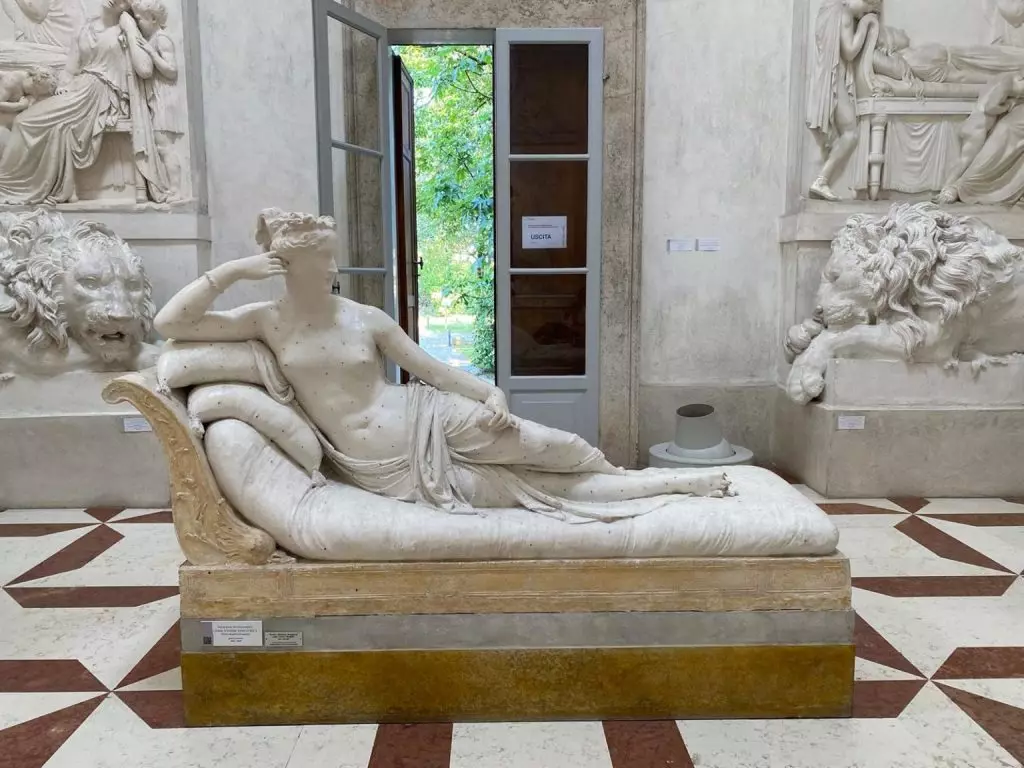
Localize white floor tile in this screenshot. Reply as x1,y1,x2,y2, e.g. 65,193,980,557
20,524,181,588
0,592,180,689
0,509,93,524
450,722,613,768
46,696,303,768
285,724,378,768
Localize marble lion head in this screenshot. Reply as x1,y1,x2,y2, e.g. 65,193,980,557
0,209,155,366
815,202,1022,355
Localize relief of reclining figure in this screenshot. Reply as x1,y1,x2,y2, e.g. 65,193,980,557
152,210,734,521
785,202,1024,404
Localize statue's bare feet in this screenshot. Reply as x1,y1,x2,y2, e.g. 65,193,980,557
681,470,734,498
809,177,840,202
0,372,13,386
269,549,296,564
932,187,959,205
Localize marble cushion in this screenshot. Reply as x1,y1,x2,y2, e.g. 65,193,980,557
204,419,840,562
189,382,322,474
157,341,265,391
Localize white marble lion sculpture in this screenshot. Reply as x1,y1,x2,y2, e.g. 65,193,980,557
0,209,160,377
785,202,1024,404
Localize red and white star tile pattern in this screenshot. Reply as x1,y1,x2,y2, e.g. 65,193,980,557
2,489,1024,768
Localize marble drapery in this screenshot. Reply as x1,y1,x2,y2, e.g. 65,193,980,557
0,19,127,203
956,103,1024,204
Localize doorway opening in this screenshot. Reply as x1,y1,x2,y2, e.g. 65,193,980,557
391,44,496,383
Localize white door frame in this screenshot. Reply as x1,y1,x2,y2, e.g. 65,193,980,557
494,28,604,444
312,0,396,320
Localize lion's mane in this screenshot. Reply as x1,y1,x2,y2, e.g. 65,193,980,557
829,203,1022,355
0,209,155,352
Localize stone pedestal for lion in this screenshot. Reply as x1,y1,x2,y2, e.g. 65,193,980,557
0,371,169,507
103,369,853,725
0,209,202,507
777,202,1024,497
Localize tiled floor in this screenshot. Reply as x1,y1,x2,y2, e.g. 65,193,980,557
2,492,1024,767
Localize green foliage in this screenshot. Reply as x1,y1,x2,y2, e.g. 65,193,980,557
395,44,495,373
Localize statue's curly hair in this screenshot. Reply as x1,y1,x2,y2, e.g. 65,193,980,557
130,0,169,28
255,208,337,254
0,209,155,351
832,203,1023,355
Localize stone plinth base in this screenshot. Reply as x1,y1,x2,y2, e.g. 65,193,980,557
179,554,854,725
774,375,1024,497
0,372,170,507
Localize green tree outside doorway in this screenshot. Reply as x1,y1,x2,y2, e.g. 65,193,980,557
393,45,495,375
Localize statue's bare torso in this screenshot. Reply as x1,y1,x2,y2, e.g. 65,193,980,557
257,296,413,461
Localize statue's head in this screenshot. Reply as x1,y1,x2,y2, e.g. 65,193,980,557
879,26,910,54
255,208,338,286
847,0,881,17
0,210,155,366
101,0,132,22
131,0,168,37
24,67,57,99
818,203,1022,353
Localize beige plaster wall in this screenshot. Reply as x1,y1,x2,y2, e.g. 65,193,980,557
637,0,796,463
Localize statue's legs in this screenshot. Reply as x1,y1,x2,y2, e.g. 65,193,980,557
515,467,733,501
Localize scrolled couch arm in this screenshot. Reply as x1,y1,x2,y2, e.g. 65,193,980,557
102,370,277,566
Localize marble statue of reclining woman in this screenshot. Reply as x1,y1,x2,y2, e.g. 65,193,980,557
153,209,734,524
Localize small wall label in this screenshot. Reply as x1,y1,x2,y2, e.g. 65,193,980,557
209,620,263,647
122,416,152,433
837,414,866,431
265,631,303,648
522,216,567,249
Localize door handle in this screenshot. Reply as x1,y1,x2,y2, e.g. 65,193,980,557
416,258,424,271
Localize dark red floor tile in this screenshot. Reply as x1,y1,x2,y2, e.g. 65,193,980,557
117,621,181,689
368,724,452,768
604,721,694,768
934,648,1024,680
0,660,106,693
84,507,125,523
0,696,105,768
0,523,94,538
5,586,179,609
852,576,1017,598
920,513,1024,527
855,614,923,678
938,684,1024,763
888,497,930,514
819,503,903,516
113,510,173,524
895,517,1012,573
117,690,185,729
852,680,927,718
8,526,124,586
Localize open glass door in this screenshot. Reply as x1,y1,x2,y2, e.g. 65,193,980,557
312,0,394,317
392,53,420,355
494,29,604,445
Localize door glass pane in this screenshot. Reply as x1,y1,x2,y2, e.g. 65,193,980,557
510,43,588,155
510,161,587,269
336,272,385,310
332,148,383,269
510,274,586,376
328,18,380,150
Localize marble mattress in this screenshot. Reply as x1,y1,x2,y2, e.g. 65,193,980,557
205,420,839,562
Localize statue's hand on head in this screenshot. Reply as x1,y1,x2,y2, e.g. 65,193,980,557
226,252,287,282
